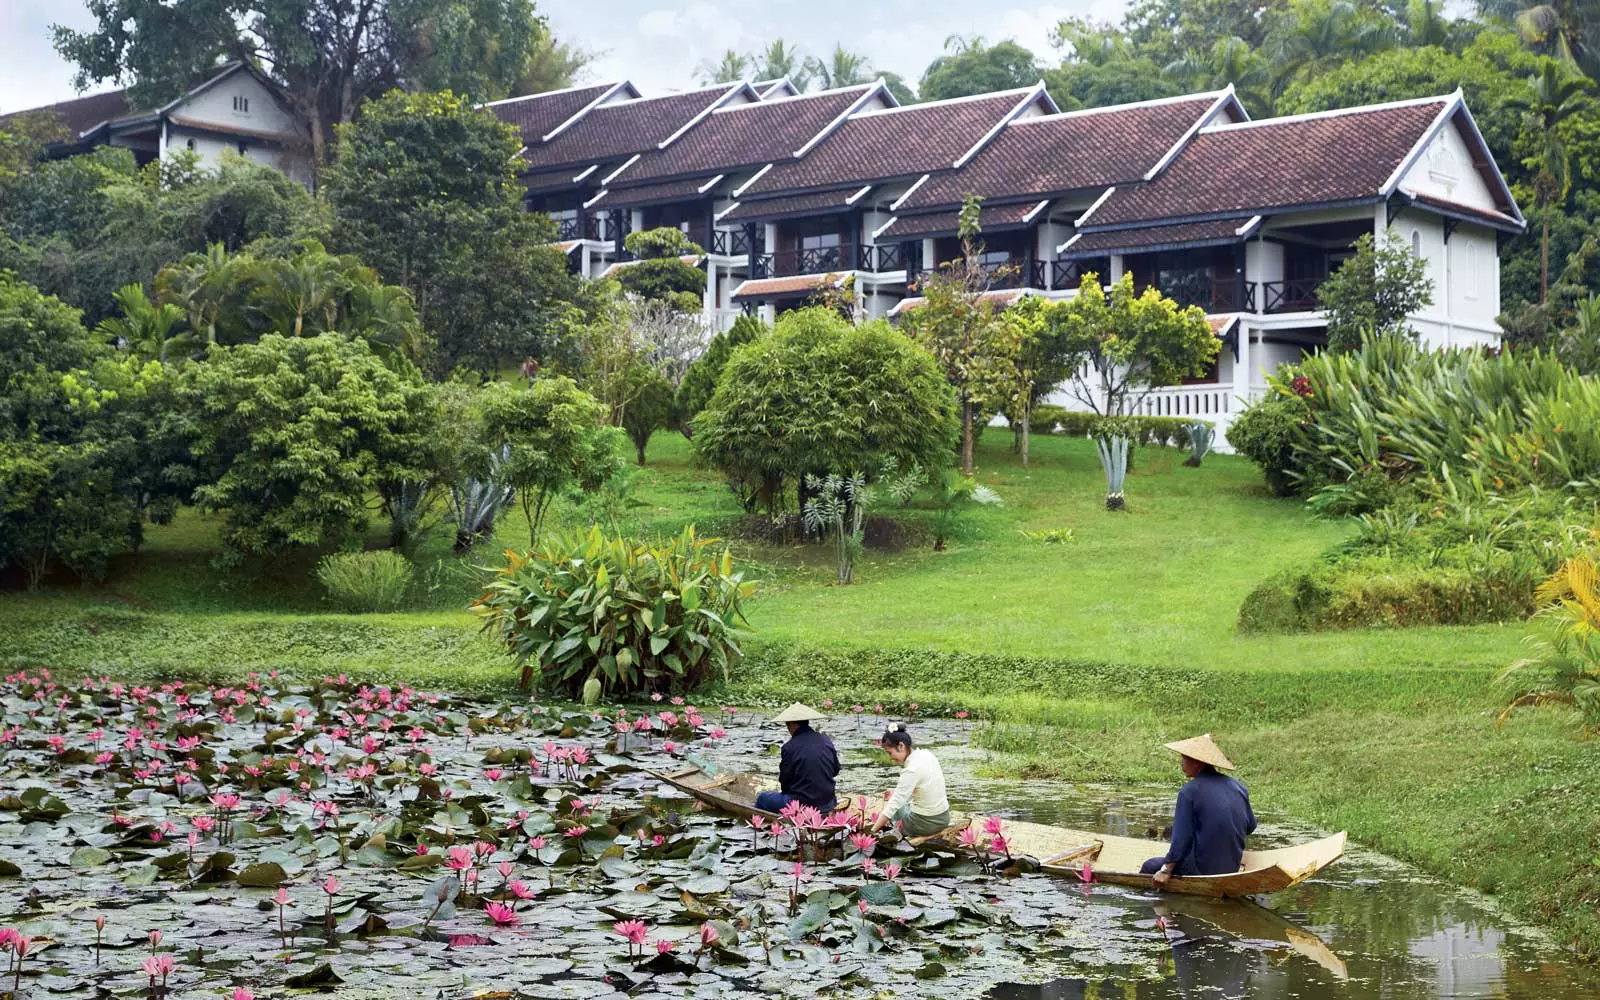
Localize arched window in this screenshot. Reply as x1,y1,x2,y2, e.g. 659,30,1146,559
185,138,196,151
1411,230,1422,258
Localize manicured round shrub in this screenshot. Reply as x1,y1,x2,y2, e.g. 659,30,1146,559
1226,394,1306,496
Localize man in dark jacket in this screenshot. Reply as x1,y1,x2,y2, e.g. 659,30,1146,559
1142,733,1257,887
754,703,839,813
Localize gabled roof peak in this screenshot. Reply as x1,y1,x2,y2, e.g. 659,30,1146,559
713,81,876,114
1201,90,1458,134
481,81,635,108
1009,88,1232,127
848,84,1040,118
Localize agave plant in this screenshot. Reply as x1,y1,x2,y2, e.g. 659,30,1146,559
449,446,516,550
1096,431,1131,510
1182,421,1215,468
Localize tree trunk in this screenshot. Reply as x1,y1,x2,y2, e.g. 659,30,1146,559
1020,397,1031,469
1542,202,1552,305
960,401,974,477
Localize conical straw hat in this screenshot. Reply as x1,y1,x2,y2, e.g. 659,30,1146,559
1163,733,1235,770
772,702,826,724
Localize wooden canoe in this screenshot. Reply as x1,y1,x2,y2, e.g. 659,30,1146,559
650,768,1345,899
647,764,836,819
923,814,1346,898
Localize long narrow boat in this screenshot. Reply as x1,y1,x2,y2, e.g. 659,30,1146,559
925,813,1346,898
650,766,1345,899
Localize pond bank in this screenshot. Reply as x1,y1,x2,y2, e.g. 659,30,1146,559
727,643,1600,964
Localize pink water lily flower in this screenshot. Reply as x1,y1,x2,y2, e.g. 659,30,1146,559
321,875,341,896
484,902,520,926
699,923,719,946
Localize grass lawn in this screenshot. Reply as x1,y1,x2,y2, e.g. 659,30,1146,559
3,431,1596,955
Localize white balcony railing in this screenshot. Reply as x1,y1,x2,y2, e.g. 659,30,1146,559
1134,384,1234,419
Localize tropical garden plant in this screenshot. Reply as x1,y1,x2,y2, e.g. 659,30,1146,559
1499,552,1600,728
474,524,753,695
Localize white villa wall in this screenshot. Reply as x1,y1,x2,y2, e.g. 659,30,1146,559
1396,211,1503,348
177,72,300,138
1400,120,1499,212
1245,238,1284,286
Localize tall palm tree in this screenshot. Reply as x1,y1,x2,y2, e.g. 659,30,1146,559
1163,36,1272,111
1506,59,1596,301
752,39,810,89
1055,20,1130,66
1405,0,1455,48
155,243,249,347
698,50,749,85
96,284,188,361
1482,0,1600,82
1266,0,1402,84
805,44,872,90
250,243,355,338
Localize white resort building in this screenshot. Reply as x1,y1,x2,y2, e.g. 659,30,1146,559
1,63,314,188
492,78,1524,443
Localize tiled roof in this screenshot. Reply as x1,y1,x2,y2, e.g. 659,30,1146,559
721,189,863,222
599,255,704,279
0,88,134,138
730,273,848,300
1061,218,1256,256
1086,98,1451,228
488,83,620,146
520,85,743,172
899,94,1225,211
891,288,1029,316
594,177,716,210
741,89,1041,196
613,85,873,186
521,166,592,193
877,203,1043,240
1404,192,1523,230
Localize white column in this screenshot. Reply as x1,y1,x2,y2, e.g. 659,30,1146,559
1237,323,1253,408
702,259,717,329
922,238,936,269
1110,254,1124,283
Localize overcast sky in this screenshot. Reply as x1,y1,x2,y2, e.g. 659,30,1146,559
0,0,1128,113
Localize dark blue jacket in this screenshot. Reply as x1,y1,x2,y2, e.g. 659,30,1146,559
1165,770,1257,876
778,724,839,811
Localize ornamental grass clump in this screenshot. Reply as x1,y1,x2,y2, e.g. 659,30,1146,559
315,550,415,613
474,524,753,696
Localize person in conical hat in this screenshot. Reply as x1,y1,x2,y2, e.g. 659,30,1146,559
754,703,840,814
1141,733,1256,889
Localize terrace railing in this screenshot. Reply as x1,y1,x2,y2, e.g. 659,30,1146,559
860,243,910,272
1260,278,1325,314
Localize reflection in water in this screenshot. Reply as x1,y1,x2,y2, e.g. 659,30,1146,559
961,776,1600,1000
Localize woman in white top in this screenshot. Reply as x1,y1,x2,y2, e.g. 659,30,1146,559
870,725,951,837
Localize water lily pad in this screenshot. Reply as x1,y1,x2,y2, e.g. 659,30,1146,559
285,961,344,987
68,846,112,868
236,862,288,887
859,882,906,907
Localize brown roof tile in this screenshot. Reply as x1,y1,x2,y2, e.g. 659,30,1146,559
488,83,621,146
899,94,1224,211
1062,218,1256,256
731,273,847,299
721,189,862,222
1405,192,1522,230
1087,98,1450,228
595,177,715,210
520,166,592,194
741,89,1041,196
0,89,134,139
878,203,1043,240
614,85,873,186
520,85,743,172
891,288,1028,315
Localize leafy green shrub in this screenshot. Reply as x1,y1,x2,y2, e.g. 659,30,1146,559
1019,528,1074,545
1498,555,1600,730
316,550,415,612
1028,404,1069,433
474,524,754,695
1226,395,1306,496
693,307,958,515
1044,410,1192,447
1239,488,1591,631
677,315,764,432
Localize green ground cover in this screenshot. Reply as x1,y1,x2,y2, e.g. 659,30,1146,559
3,432,1595,955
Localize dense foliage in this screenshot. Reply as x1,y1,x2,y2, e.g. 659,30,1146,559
692,308,959,514
0,151,320,326
676,314,765,433
1232,335,1600,629
1500,554,1600,730
1317,233,1434,352
322,91,586,376
475,525,753,695
184,334,438,563
53,0,564,162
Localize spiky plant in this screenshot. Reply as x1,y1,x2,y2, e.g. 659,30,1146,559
1183,421,1215,467
1498,554,1600,729
1096,433,1130,510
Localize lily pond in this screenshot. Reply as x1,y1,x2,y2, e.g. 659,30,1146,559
0,672,1594,1000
